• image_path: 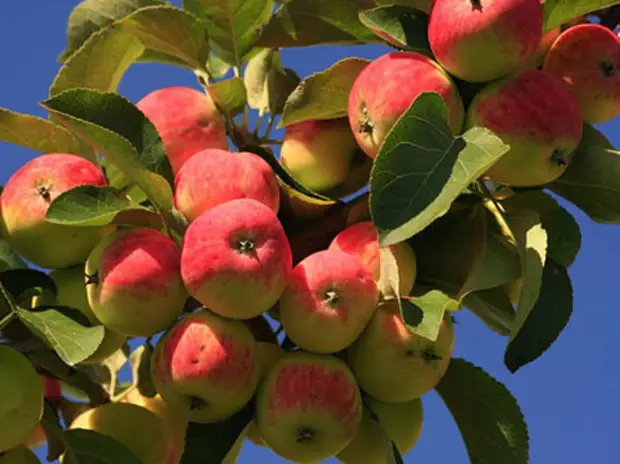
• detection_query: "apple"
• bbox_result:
[279,249,379,354]
[543,23,620,124]
[136,86,228,174]
[0,446,39,463]
[66,403,174,464]
[348,52,465,159]
[174,148,280,222]
[466,69,583,186]
[181,198,292,320]
[365,396,423,455]
[255,351,363,463]
[329,221,417,296]
[151,309,260,423]
[428,0,543,82]
[347,301,455,402]
[86,227,186,337]
[23,376,62,450]
[336,409,394,464]
[33,266,126,364]
[0,346,44,451]
[0,153,107,269]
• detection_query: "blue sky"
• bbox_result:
[1,2,619,463]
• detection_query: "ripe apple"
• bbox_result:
[151,309,260,423]
[0,346,44,451]
[255,351,363,463]
[174,148,280,222]
[347,301,455,402]
[181,198,292,320]
[136,86,228,174]
[365,396,423,455]
[0,153,107,269]
[0,446,39,463]
[336,409,394,464]
[86,227,187,337]
[279,249,379,354]
[348,51,465,159]
[329,221,417,296]
[33,266,126,364]
[466,69,583,186]
[428,0,543,82]
[543,23,620,124]
[66,403,174,464]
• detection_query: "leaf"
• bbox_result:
[16,307,106,366]
[0,269,56,301]
[40,401,67,461]
[280,58,369,126]
[543,0,620,31]
[370,93,509,246]
[0,239,27,272]
[129,344,157,397]
[42,89,174,212]
[207,53,232,79]
[401,289,458,341]
[183,0,275,66]
[435,358,529,464]
[378,246,401,301]
[358,5,431,53]
[258,0,378,48]
[63,429,142,464]
[505,258,573,372]
[245,48,279,113]
[464,287,515,336]
[206,77,247,116]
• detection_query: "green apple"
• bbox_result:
[336,409,394,464]
[0,446,39,463]
[365,396,423,455]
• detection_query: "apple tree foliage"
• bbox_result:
[0,0,619,463]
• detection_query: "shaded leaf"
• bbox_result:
[0,239,27,272]
[401,289,458,342]
[464,287,515,336]
[63,429,141,464]
[206,77,247,116]
[543,0,620,31]
[40,401,67,461]
[0,269,56,302]
[129,344,157,398]
[358,5,431,53]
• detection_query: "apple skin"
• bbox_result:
[151,309,260,423]
[428,0,543,83]
[181,198,292,320]
[347,301,455,403]
[0,346,44,452]
[466,69,583,186]
[33,266,126,364]
[86,227,187,337]
[0,446,40,463]
[349,52,464,159]
[174,148,280,222]
[336,408,394,464]
[22,376,62,450]
[329,221,417,296]
[66,403,174,464]
[279,249,379,354]
[365,396,423,455]
[543,23,620,124]
[256,351,363,463]
[0,153,108,269]
[136,86,228,174]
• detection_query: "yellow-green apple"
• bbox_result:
[348,52,464,159]
[365,396,423,455]
[136,86,228,174]
[0,346,44,451]
[65,403,174,464]
[336,409,394,464]
[181,198,292,320]
[0,446,39,463]
[280,118,370,193]
[33,266,126,364]
[428,0,543,82]
[151,309,260,423]
[255,351,363,462]
[174,148,280,222]
[329,221,417,296]
[23,376,62,450]
[86,228,186,337]
[347,301,455,402]
[543,23,620,124]
[0,153,107,269]
[466,69,583,186]
[279,249,379,354]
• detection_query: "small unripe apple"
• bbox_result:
[336,409,394,464]
[365,396,423,455]
[0,446,40,463]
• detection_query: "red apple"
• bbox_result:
[543,23,620,124]
[181,198,292,320]
[174,148,280,222]
[137,86,228,174]
[348,52,465,159]
[0,153,107,269]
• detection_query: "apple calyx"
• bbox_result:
[550,149,569,167]
[296,426,316,444]
[358,105,374,135]
[235,238,256,255]
[323,289,342,307]
[36,184,52,201]
[599,61,616,77]
[85,272,100,286]
[422,349,443,362]
[187,395,208,412]
[470,0,482,11]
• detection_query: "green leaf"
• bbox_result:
[16,307,105,366]
[370,93,509,246]
[464,287,515,336]
[129,344,157,398]
[258,0,378,48]
[436,358,529,464]
[358,5,431,53]
[280,58,369,126]
[0,239,27,272]
[378,246,401,301]
[63,429,141,464]
[401,289,458,341]
[207,53,232,79]
[206,77,247,116]
[42,89,174,212]
[543,0,620,31]
[183,0,275,67]
[245,48,279,113]
[505,258,573,372]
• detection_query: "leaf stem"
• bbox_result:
[263,115,276,140]
[253,113,266,136]
[0,311,14,330]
